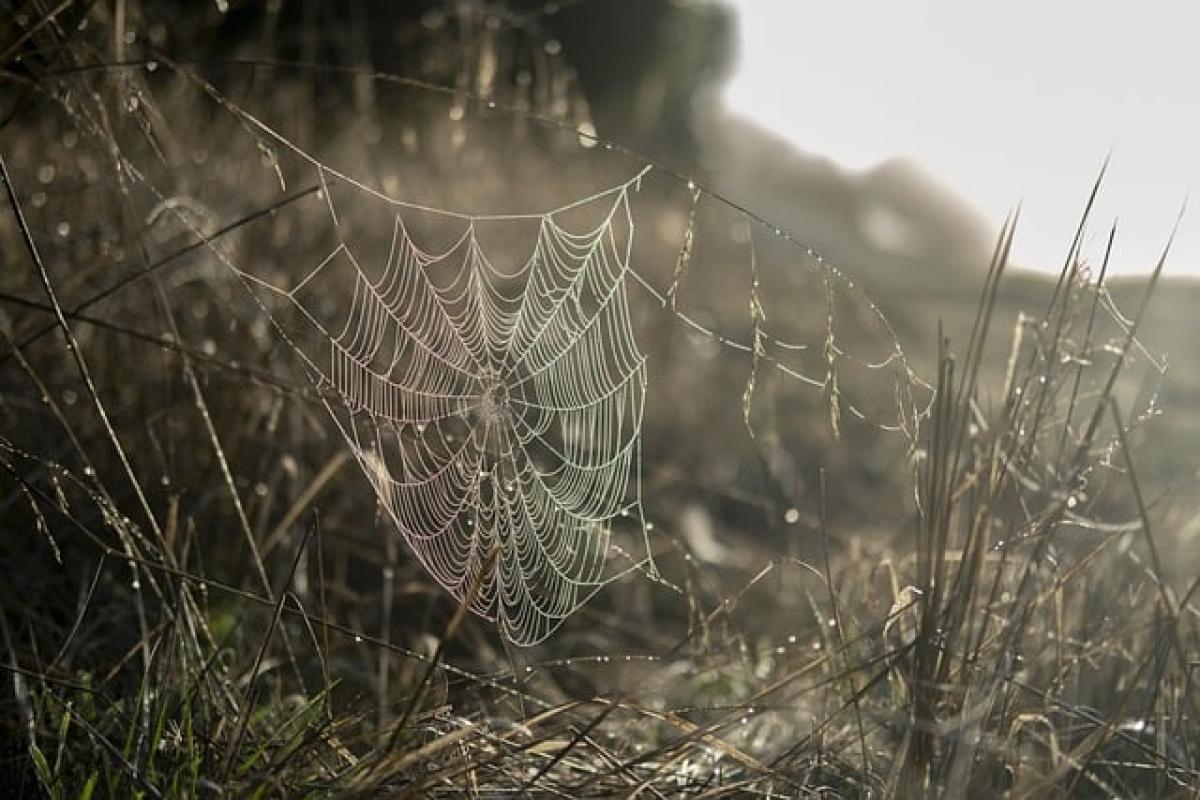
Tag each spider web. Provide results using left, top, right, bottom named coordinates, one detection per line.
left=173, top=73, right=936, bottom=645
left=234, top=167, right=651, bottom=645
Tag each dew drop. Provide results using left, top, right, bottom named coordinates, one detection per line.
left=783, top=507, right=800, bottom=524
left=576, top=121, right=597, bottom=148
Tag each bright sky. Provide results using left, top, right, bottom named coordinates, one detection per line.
left=721, top=0, right=1200, bottom=277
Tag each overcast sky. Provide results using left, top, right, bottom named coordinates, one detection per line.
left=720, top=0, right=1200, bottom=277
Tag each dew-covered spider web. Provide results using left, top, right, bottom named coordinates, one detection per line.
left=173, top=78, right=938, bottom=645
left=228, top=168, right=653, bottom=644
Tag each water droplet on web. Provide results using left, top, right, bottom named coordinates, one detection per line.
left=783, top=507, right=800, bottom=524
left=544, top=39, right=562, bottom=56
left=354, top=634, right=363, bottom=643
left=82, top=466, right=95, bottom=477
left=576, top=121, right=597, bottom=148
left=1066, top=495, right=1078, bottom=509
left=56, top=222, right=70, bottom=238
